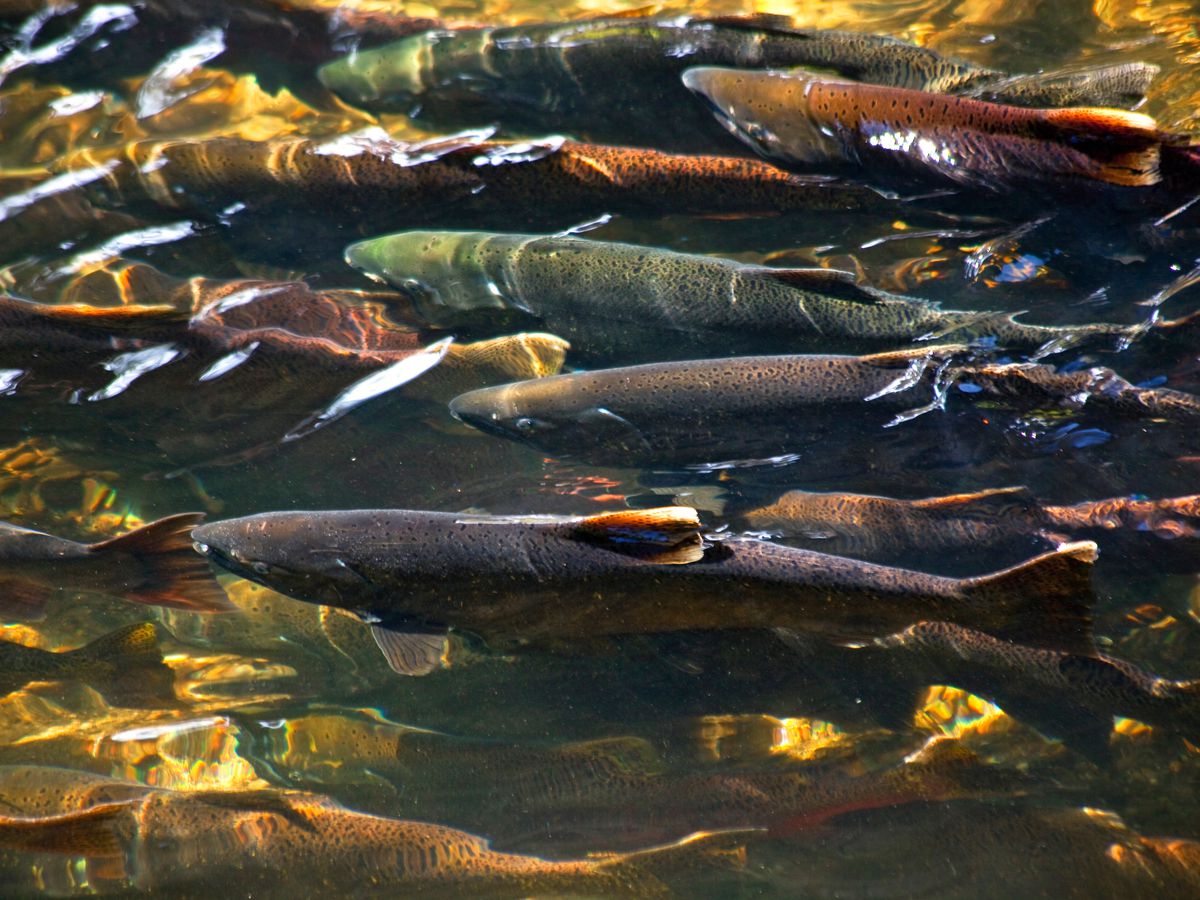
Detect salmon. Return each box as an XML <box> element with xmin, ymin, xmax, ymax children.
<box><xmin>682</xmin><ymin>66</ymin><xmax>1167</xmax><ymax>191</ymax></box>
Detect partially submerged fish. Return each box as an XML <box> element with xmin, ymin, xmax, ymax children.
<box><xmin>447</xmin><ymin>349</ymin><xmax>1200</xmax><ymax>467</ymax></box>
<box><xmin>0</xmin><ymin>786</ymin><xmax>752</xmax><ymax>896</ymax></box>
<box><xmin>59</xmin><ymin>133</ymin><xmax>876</xmax><ymax>225</ymax></box>
<box><xmin>859</xmin><ymin>620</ymin><xmax>1200</xmax><ymax>760</ymax></box>
<box><xmin>345</xmin><ymin>230</ymin><xmax>1145</xmax><ymax>353</ymax></box>
<box><xmin>733</xmin><ymin>487</ymin><xmax>1200</xmax><ymax>569</ymax></box>
<box><xmin>0</xmin><ymin>623</ymin><xmax>175</xmax><ymax>706</ymax></box>
<box><xmin>191</xmin><ymin>506</ymin><xmax>1097</xmax><ymax>663</ymax></box>
<box><xmin>318</xmin><ymin>15</ymin><xmax>1155</xmax><ymax>150</ymax></box>
<box><xmin>0</xmin><ymin>513</ymin><xmax>230</xmax><ymax>618</ymax></box>
<box><xmin>682</xmin><ymin>66</ymin><xmax>1169</xmax><ymax>191</ymax></box>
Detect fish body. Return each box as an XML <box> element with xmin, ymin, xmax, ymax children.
<box><xmin>191</xmin><ymin>506</ymin><xmax>1096</xmax><ymax>653</ymax></box>
<box><xmin>683</xmin><ymin>66</ymin><xmax>1165</xmax><ymax>191</ymax></box>
<box><xmin>0</xmin><ymin>786</ymin><xmax>752</xmax><ymax>897</ymax></box>
<box><xmin>736</xmin><ymin>487</ymin><xmax>1200</xmax><ymax>569</ymax></box>
<box><xmin>734</xmin><ymin>487</ymin><xmax>1048</xmax><ymax>562</ymax></box>
<box><xmin>61</xmin><ymin>134</ymin><xmax>875</xmax><ymax>223</ymax></box>
<box><xmin>866</xmin><ymin>620</ymin><xmax>1200</xmax><ymax>758</ymax></box>
<box><xmin>0</xmin><ymin>513</ymin><xmax>230</xmax><ymax>618</ymax></box>
<box><xmin>447</xmin><ymin>350</ymin><xmax>1200</xmax><ymax>468</ymax></box>
<box><xmin>345</xmin><ymin>230</ymin><xmax>1138</xmax><ymax>352</ymax></box>
<box><xmin>0</xmin><ymin>622</ymin><xmax>174</xmax><ymax>705</ymax></box>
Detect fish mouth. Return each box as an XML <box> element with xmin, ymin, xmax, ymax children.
<box><xmin>190</xmin><ymin>531</ymin><xmax>275</xmax><ymax>584</ymax></box>
<box><xmin>448</xmin><ymin>397</ymin><xmax>527</xmax><ymax>441</ymax></box>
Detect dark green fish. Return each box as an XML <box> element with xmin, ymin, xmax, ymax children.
<box><xmin>447</xmin><ymin>349</ymin><xmax>1200</xmax><ymax>468</ymax></box>
<box><xmin>318</xmin><ymin>14</ymin><xmax>1154</xmax><ymax>150</ymax></box>
<box><xmin>191</xmin><ymin>506</ymin><xmax>1097</xmax><ymax>663</ymax></box>
<box><xmin>0</xmin><ymin>785</ymin><xmax>752</xmax><ymax>897</ymax></box>
<box><xmin>682</xmin><ymin>66</ymin><xmax>1167</xmax><ymax>192</ymax></box>
<box><xmin>858</xmin><ymin>620</ymin><xmax>1200</xmax><ymax>761</ymax></box>
<box><xmin>733</xmin><ymin>487</ymin><xmax>1200</xmax><ymax>571</ymax></box>
<box><xmin>0</xmin><ymin>513</ymin><xmax>231</xmax><ymax>619</ymax></box>
<box><xmin>345</xmin><ymin>230</ymin><xmax>1144</xmax><ymax>353</ymax></box>
<box><xmin>0</xmin><ymin>623</ymin><xmax>175</xmax><ymax>706</ymax></box>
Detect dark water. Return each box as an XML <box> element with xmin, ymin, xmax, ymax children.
<box><xmin>0</xmin><ymin>0</ymin><xmax>1198</xmax><ymax>897</ymax></box>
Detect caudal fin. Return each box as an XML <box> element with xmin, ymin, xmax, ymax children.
<box><xmin>70</xmin><ymin>622</ymin><xmax>176</xmax><ymax>707</ymax></box>
<box><xmin>961</xmin><ymin>540</ymin><xmax>1097</xmax><ymax>654</ymax></box>
<box><xmin>0</xmin><ymin>801</ymin><xmax>134</xmax><ymax>857</ymax></box>
<box><xmin>1041</xmin><ymin>107</ymin><xmax>1162</xmax><ymax>186</ymax></box>
<box><xmin>90</xmin><ymin>513</ymin><xmax>233</xmax><ymax>612</ymax></box>
<box><xmin>593</xmin><ymin>828</ymin><xmax>758</xmax><ymax>897</ymax></box>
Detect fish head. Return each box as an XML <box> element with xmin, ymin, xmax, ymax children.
<box><xmin>318</xmin><ymin>35</ymin><xmax>436</xmax><ymax>105</ymax></box>
<box><xmin>192</xmin><ymin>514</ymin><xmax>375</xmax><ymax>608</ymax></box>
<box><xmin>449</xmin><ymin>378</ymin><xmax>651</xmax><ymax>460</ymax></box>
<box><xmin>681</xmin><ymin>66</ymin><xmax>845</xmax><ymax>165</ymax></box>
<box><xmin>345</xmin><ymin>231</ymin><xmax>509</xmax><ymax>314</ymax></box>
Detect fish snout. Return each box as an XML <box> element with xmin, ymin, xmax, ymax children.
<box><xmin>449</xmin><ymin>387</ymin><xmax>555</xmax><ymax>441</ymax></box>
<box><xmin>318</xmin><ymin>37</ymin><xmax>433</xmax><ymax>105</ymax></box>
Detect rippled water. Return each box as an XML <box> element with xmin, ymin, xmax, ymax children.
<box><xmin>0</xmin><ymin>0</ymin><xmax>1198</xmax><ymax>897</ymax></box>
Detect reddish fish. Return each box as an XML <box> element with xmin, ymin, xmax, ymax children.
<box><xmin>682</xmin><ymin>66</ymin><xmax>1166</xmax><ymax>191</ymax></box>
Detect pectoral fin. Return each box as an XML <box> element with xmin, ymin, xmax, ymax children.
<box><xmin>370</xmin><ymin>626</ymin><xmax>448</xmax><ymax>676</ymax></box>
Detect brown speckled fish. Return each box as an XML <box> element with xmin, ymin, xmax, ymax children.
<box><xmin>682</xmin><ymin>66</ymin><xmax>1166</xmax><ymax>191</ymax></box>
<box><xmin>862</xmin><ymin>620</ymin><xmax>1200</xmax><ymax>760</ymax></box>
<box><xmin>734</xmin><ymin>487</ymin><xmax>1200</xmax><ymax>570</ymax></box>
<box><xmin>57</xmin><ymin>133</ymin><xmax>875</xmax><ymax>223</ymax></box>
<box><xmin>191</xmin><ymin>506</ymin><xmax>1098</xmax><ymax>662</ymax></box>
<box><xmin>0</xmin><ymin>787</ymin><xmax>752</xmax><ymax>897</ymax></box>
<box><xmin>0</xmin><ymin>623</ymin><xmax>176</xmax><ymax>705</ymax></box>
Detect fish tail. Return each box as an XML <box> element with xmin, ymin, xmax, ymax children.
<box><xmin>1039</xmin><ymin>107</ymin><xmax>1162</xmax><ymax>187</ymax></box>
<box><xmin>69</xmin><ymin>622</ymin><xmax>177</xmax><ymax>706</ymax></box>
<box><xmin>90</xmin><ymin>513</ymin><xmax>233</xmax><ymax>612</ymax></box>
<box><xmin>0</xmin><ymin>802</ymin><xmax>134</xmax><ymax>857</ymax></box>
<box><xmin>960</xmin><ymin>541</ymin><xmax>1097</xmax><ymax>654</ymax></box>
<box><xmin>592</xmin><ymin>829</ymin><xmax>757</xmax><ymax>896</ymax></box>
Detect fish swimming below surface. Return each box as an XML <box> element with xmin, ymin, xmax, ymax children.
<box><xmin>731</xmin><ymin>486</ymin><xmax>1200</xmax><ymax>571</ymax></box>
<box><xmin>317</xmin><ymin>14</ymin><xmax>1157</xmax><ymax>152</ymax></box>
<box><xmin>447</xmin><ymin>348</ymin><xmax>1200</xmax><ymax>468</ymax></box>
<box><xmin>775</xmin><ymin>799</ymin><xmax>1200</xmax><ymax>899</ymax></box>
<box><xmin>345</xmin><ymin>229</ymin><xmax>1157</xmax><ymax>355</ymax></box>
<box><xmin>190</xmin><ymin>506</ymin><xmax>1098</xmax><ymax>664</ymax></box>
<box><xmin>55</xmin><ymin>132</ymin><xmax>879</xmax><ymax>228</ymax></box>
<box><xmin>849</xmin><ymin>619</ymin><xmax>1200</xmax><ymax>761</ymax></box>
<box><xmin>0</xmin><ymin>622</ymin><xmax>176</xmax><ymax>706</ymax></box>
<box><xmin>682</xmin><ymin>66</ymin><xmax>1178</xmax><ymax>195</ymax></box>
<box><xmin>0</xmin><ymin>784</ymin><xmax>754</xmax><ymax>897</ymax></box>
<box><xmin>0</xmin><ymin>512</ymin><xmax>230</xmax><ymax>618</ymax></box>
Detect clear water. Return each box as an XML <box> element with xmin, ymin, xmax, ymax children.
<box><xmin>0</xmin><ymin>0</ymin><xmax>1198</xmax><ymax>897</ymax></box>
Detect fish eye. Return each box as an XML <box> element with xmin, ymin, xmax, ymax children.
<box><xmin>514</xmin><ymin>417</ymin><xmax>539</xmax><ymax>432</ymax></box>
<box><xmin>251</xmin><ymin>561</ymin><xmax>271</xmax><ymax>575</ymax></box>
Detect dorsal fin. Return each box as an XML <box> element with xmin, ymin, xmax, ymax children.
<box><xmin>571</xmin><ymin>507</ymin><xmax>703</xmax><ymax>564</ymax></box>
<box><xmin>739</xmin><ymin>266</ymin><xmax>885</xmax><ymax>304</ymax></box>
<box><xmin>698</xmin><ymin>14</ymin><xmax>801</xmax><ymax>34</ymax></box>
<box><xmin>910</xmin><ymin>486</ymin><xmax>1040</xmax><ymax>519</ymax></box>
<box><xmin>860</xmin><ymin>344</ymin><xmax>969</xmax><ymax>364</ymax></box>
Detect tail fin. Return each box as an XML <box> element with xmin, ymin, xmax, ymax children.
<box><xmin>961</xmin><ymin>541</ymin><xmax>1097</xmax><ymax>654</ymax></box>
<box><xmin>90</xmin><ymin>514</ymin><xmax>233</xmax><ymax>612</ymax></box>
<box><xmin>594</xmin><ymin>829</ymin><xmax>757</xmax><ymax>896</ymax></box>
<box><xmin>70</xmin><ymin>622</ymin><xmax>176</xmax><ymax>707</ymax></box>
<box><xmin>0</xmin><ymin>801</ymin><xmax>134</xmax><ymax>857</ymax></box>
<box><xmin>1041</xmin><ymin>107</ymin><xmax>1162</xmax><ymax>186</ymax></box>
